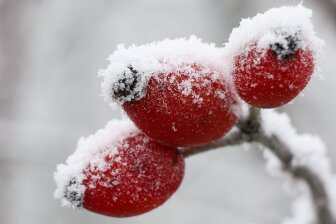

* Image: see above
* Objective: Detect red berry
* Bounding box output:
[78,131,184,217]
[119,64,238,147]
[232,42,314,108]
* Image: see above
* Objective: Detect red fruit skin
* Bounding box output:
[232,45,314,108]
[82,132,184,217]
[123,70,238,147]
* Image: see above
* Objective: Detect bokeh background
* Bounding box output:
[1,0,336,223]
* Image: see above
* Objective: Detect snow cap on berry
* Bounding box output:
[53,119,137,208]
[99,36,229,105]
[224,4,324,70]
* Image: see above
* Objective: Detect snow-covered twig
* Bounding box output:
[183,107,335,224]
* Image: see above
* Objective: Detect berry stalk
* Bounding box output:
[182,107,335,224]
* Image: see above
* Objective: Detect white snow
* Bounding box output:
[263,149,283,177]
[261,109,336,223]
[99,36,230,104]
[223,4,324,74]
[55,4,332,223]
[53,119,137,208]
[282,191,315,224]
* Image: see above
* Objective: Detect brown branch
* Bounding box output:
[293,166,334,224]
[182,107,335,224]
[256,133,334,224]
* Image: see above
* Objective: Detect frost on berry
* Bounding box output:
[224,4,324,71]
[99,36,235,105]
[54,119,136,208]
[225,5,324,108]
[54,119,184,217]
[99,37,239,147]
[83,132,184,217]
[122,67,239,147]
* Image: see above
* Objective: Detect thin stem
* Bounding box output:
[182,131,247,158]
[182,107,335,224]
[256,133,293,169]
[292,166,334,224]
[256,133,334,224]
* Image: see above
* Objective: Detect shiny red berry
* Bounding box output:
[67,131,184,217]
[232,42,314,108]
[118,64,238,147]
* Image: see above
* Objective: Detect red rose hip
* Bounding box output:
[59,128,184,217]
[114,64,238,147]
[232,36,315,108]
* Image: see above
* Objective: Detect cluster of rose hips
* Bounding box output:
[58,19,316,217]
[73,33,314,217]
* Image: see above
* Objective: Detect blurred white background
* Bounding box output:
[1,0,336,223]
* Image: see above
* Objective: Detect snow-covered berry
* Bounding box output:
[224,5,323,108]
[54,120,184,217]
[100,37,239,147]
[123,65,238,147]
[232,41,314,108]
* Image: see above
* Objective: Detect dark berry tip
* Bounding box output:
[110,65,144,103]
[64,177,84,208]
[270,31,302,60]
